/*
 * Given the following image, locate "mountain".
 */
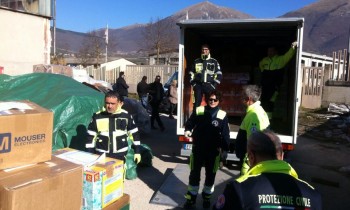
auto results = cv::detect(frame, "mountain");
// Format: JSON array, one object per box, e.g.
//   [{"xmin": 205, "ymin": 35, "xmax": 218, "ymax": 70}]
[
  {"xmin": 55, "ymin": 1, "xmax": 253, "ymax": 55},
  {"xmin": 55, "ymin": 0, "xmax": 350, "ymax": 57},
  {"xmin": 281, "ymin": 0, "xmax": 350, "ymax": 55},
  {"xmin": 55, "ymin": 28, "xmax": 90, "ymax": 54}
]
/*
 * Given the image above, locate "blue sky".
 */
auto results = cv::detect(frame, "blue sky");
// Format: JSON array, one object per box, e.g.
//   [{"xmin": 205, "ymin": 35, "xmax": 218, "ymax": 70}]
[{"xmin": 56, "ymin": 0, "xmax": 318, "ymax": 33}]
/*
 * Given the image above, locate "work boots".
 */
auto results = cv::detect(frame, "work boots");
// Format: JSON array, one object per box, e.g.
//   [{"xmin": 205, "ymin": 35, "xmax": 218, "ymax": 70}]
[
  {"xmin": 202, "ymin": 192, "xmax": 211, "ymax": 209},
  {"xmin": 183, "ymin": 192, "xmax": 197, "ymax": 209}
]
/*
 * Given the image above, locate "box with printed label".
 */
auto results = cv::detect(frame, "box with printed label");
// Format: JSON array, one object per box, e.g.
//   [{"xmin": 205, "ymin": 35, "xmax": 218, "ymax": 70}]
[
  {"xmin": 0, "ymin": 100, "xmax": 53, "ymax": 170},
  {"xmin": 92, "ymin": 158, "xmax": 124, "ymax": 208},
  {"xmin": 54, "ymin": 148, "xmax": 124, "ymax": 209},
  {"xmin": 0, "ymin": 156, "xmax": 83, "ymax": 210},
  {"xmin": 82, "ymin": 169, "xmax": 103, "ymax": 210}
]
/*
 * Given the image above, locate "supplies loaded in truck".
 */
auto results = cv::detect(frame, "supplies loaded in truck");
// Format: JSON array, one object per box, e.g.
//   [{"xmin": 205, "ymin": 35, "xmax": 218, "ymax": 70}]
[{"xmin": 175, "ymin": 18, "xmax": 304, "ymax": 160}]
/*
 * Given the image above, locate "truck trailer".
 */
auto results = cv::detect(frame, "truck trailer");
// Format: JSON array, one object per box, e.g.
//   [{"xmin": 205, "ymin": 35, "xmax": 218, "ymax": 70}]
[{"xmin": 175, "ymin": 18, "xmax": 304, "ymax": 160}]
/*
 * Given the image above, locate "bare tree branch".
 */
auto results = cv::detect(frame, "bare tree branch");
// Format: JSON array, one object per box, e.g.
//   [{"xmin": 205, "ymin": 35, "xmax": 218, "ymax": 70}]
[
  {"xmin": 77, "ymin": 30, "xmax": 104, "ymax": 67},
  {"xmin": 140, "ymin": 17, "xmax": 177, "ymax": 64}
]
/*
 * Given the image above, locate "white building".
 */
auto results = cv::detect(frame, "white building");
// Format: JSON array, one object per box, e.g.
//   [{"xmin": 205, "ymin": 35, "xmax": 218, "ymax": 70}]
[
  {"xmin": 85, "ymin": 58, "xmax": 136, "ymax": 85},
  {"xmin": 301, "ymin": 51, "xmax": 347, "ymax": 81},
  {"xmin": 301, "ymin": 52, "xmax": 333, "ymax": 67},
  {"xmin": 148, "ymin": 50, "xmax": 179, "ymax": 65},
  {"xmin": 100, "ymin": 58, "xmax": 136, "ymax": 72},
  {"xmin": 0, "ymin": 0, "xmax": 52, "ymax": 75}
]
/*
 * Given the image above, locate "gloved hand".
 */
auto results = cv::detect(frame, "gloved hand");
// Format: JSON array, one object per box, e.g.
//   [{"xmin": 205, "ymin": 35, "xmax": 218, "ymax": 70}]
[
  {"xmin": 134, "ymin": 153, "xmax": 141, "ymax": 164},
  {"xmin": 291, "ymin": 41, "xmax": 298, "ymax": 49},
  {"xmin": 184, "ymin": 131, "xmax": 192, "ymax": 138}
]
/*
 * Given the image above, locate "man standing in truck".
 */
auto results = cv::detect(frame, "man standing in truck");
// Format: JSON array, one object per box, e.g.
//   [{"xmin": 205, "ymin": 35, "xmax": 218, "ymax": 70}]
[
  {"xmin": 183, "ymin": 90, "xmax": 230, "ymax": 209},
  {"xmin": 259, "ymin": 41, "xmax": 298, "ymax": 119},
  {"xmin": 189, "ymin": 44, "xmax": 222, "ymax": 108}
]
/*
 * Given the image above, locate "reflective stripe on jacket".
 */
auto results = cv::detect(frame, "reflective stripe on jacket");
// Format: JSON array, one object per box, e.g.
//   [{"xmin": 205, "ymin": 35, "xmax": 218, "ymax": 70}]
[
  {"xmin": 86, "ymin": 109, "xmax": 140, "ymax": 154},
  {"xmin": 190, "ymin": 54, "xmax": 222, "ymax": 85},
  {"xmin": 185, "ymin": 106, "xmax": 230, "ymax": 151}
]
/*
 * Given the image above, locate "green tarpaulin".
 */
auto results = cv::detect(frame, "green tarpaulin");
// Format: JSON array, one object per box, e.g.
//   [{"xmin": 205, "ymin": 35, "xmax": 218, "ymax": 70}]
[{"xmin": 0, "ymin": 73, "xmax": 104, "ymax": 151}]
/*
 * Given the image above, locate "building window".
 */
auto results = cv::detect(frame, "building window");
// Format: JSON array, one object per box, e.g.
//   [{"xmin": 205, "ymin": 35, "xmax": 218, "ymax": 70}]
[
  {"xmin": 170, "ymin": 57, "xmax": 179, "ymax": 64},
  {"xmin": 0, "ymin": 0, "xmax": 51, "ymax": 17},
  {"xmin": 156, "ymin": 58, "xmax": 166, "ymax": 65}
]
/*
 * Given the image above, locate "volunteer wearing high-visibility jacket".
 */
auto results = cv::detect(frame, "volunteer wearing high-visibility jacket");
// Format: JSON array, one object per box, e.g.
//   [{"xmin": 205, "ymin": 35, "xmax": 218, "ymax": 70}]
[
  {"xmin": 259, "ymin": 41, "xmax": 298, "ymax": 119},
  {"xmin": 190, "ymin": 44, "xmax": 222, "ymax": 108},
  {"xmin": 86, "ymin": 91, "xmax": 141, "ymax": 164},
  {"xmin": 183, "ymin": 90, "xmax": 230, "ymax": 209},
  {"xmin": 235, "ymin": 85, "xmax": 270, "ymax": 175},
  {"xmin": 214, "ymin": 130, "xmax": 322, "ymax": 210}
]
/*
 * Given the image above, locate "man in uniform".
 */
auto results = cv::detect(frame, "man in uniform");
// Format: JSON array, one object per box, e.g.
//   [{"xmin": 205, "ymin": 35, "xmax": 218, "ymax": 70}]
[
  {"xmin": 190, "ymin": 44, "xmax": 222, "ymax": 108},
  {"xmin": 86, "ymin": 91, "xmax": 141, "ymax": 164},
  {"xmin": 183, "ymin": 90, "xmax": 230, "ymax": 209},
  {"xmin": 259, "ymin": 41, "xmax": 298, "ymax": 119},
  {"xmin": 213, "ymin": 130, "xmax": 322, "ymax": 210},
  {"xmin": 235, "ymin": 85, "xmax": 270, "ymax": 175}
]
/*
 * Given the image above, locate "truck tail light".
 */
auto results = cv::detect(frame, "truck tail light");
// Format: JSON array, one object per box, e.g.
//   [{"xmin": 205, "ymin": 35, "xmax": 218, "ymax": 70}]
[
  {"xmin": 179, "ymin": 135, "xmax": 193, "ymax": 143},
  {"xmin": 282, "ymin": 143, "xmax": 294, "ymax": 151}
]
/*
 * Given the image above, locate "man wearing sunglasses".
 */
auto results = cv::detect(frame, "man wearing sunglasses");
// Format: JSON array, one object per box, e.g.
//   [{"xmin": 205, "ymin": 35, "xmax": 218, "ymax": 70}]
[
  {"xmin": 189, "ymin": 44, "xmax": 222, "ymax": 108},
  {"xmin": 235, "ymin": 85, "xmax": 270, "ymax": 175},
  {"xmin": 183, "ymin": 90, "xmax": 230, "ymax": 209}
]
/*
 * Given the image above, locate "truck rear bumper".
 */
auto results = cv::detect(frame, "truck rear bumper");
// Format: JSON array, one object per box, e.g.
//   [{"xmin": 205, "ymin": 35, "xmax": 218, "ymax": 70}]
[{"xmin": 180, "ymin": 148, "xmax": 240, "ymax": 161}]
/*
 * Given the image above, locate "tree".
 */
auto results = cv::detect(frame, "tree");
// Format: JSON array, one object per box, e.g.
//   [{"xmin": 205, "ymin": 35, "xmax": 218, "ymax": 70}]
[
  {"xmin": 51, "ymin": 54, "xmax": 66, "ymax": 65},
  {"xmin": 140, "ymin": 17, "xmax": 178, "ymax": 64},
  {"xmin": 78, "ymin": 30, "xmax": 104, "ymax": 67}
]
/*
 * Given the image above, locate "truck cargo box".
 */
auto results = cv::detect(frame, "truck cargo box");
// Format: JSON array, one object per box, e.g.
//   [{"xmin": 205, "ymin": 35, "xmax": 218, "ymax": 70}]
[{"xmin": 176, "ymin": 18, "xmax": 304, "ymax": 157}]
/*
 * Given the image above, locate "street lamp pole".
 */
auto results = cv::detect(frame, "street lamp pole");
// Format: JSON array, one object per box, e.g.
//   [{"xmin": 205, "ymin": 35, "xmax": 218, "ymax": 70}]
[
  {"xmin": 346, "ymin": 25, "xmax": 350, "ymax": 81},
  {"xmin": 105, "ymin": 24, "xmax": 108, "ymax": 63}
]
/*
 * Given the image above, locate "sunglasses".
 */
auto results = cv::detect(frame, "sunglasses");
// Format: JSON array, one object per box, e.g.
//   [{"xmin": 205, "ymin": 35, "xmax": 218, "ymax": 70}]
[{"xmin": 209, "ymin": 98, "xmax": 218, "ymax": 102}]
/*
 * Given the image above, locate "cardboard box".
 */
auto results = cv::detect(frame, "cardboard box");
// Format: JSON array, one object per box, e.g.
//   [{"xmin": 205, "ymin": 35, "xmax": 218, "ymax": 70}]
[
  {"xmin": 54, "ymin": 148, "xmax": 124, "ymax": 209},
  {"xmin": 0, "ymin": 156, "xmax": 83, "ymax": 210},
  {"xmin": 91, "ymin": 158, "xmax": 124, "ymax": 208},
  {"xmin": 0, "ymin": 101, "xmax": 53, "ymax": 170},
  {"xmin": 103, "ymin": 194, "xmax": 130, "ymax": 210},
  {"xmin": 33, "ymin": 64, "xmax": 73, "ymax": 77},
  {"xmin": 82, "ymin": 170, "xmax": 103, "ymax": 210}
]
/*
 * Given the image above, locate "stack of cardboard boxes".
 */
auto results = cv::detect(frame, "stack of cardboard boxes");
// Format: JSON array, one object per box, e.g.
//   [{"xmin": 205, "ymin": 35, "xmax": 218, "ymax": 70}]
[
  {"xmin": 0, "ymin": 100, "xmax": 83, "ymax": 210},
  {"xmin": 218, "ymin": 73, "xmax": 250, "ymax": 116},
  {"xmin": 54, "ymin": 148, "xmax": 127, "ymax": 210},
  {"xmin": 0, "ymin": 101, "xmax": 130, "ymax": 210}
]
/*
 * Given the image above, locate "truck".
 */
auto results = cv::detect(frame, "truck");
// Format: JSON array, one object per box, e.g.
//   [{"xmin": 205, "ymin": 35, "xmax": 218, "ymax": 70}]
[{"xmin": 175, "ymin": 18, "xmax": 304, "ymax": 160}]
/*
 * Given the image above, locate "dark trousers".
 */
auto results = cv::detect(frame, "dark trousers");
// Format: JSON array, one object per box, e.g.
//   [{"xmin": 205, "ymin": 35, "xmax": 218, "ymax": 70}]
[
  {"xmin": 189, "ymin": 146, "xmax": 220, "ymax": 192},
  {"xmin": 193, "ymin": 83, "xmax": 215, "ymax": 108},
  {"xmin": 169, "ymin": 103, "xmax": 176, "ymax": 116},
  {"xmin": 261, "ymin": 70, "xmax": 284, "ymax": 114},
  {"xmin": 150, "ymin": 101, "xmax": 164, "ymax": 128}
]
